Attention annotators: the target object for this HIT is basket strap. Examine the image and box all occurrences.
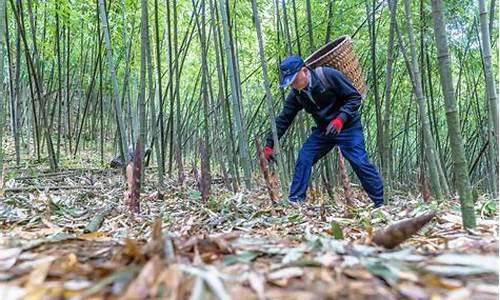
[314,67,336,91]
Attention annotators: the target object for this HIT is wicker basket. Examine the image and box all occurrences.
[305,36,368,99]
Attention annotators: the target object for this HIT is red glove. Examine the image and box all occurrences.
[326,117,344,135]
[264,146,274,162]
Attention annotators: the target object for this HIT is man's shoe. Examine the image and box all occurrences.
[287,198,306,207]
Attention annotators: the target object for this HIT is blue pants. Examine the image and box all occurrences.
[289,120,384,206]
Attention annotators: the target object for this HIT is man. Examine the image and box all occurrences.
[264,55,384,208]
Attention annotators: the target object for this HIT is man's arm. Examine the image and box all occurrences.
[324,68,362,123]
[265,92,303,148]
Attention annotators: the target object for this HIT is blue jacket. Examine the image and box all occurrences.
[266,67,362,148]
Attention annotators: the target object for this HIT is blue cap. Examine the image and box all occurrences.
[279,55,304,88]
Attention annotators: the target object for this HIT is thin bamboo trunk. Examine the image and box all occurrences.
[99,41,104,165]
[420,0,450,196]
[5,5,20,164]
[305,0,314,52]
[281,0,293,55]
[154,0,165,182]
[138,0,149,184]
[120,13,135,146]
[11,0,57,171]
[325,1,334,43]
[210,0,239,190]
[251,0,288,194]
[65,23,72,153]
[366,0,383,168]
[173,0,185,185]
[73,33,102,156]
[399,0,443,199]
[98,0,128,175]
[219,0,252,189]
[55,1,62,161]
[0,0,5,179]
[382,0,397,198]
[193,0,211,173]
[489,0,496,41]
[143,0,161,185]
[430,0,476,228]
[478,0,499,138]
[291,0,302,55]
[166,0,174,176]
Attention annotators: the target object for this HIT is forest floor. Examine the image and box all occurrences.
[0,153,498,299]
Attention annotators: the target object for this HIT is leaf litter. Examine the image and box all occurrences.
[0,165,497,300]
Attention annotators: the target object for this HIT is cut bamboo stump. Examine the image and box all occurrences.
[125,138,141,214]
[198,143,211,202]
[256,141,278,202]
[337,147,354,207]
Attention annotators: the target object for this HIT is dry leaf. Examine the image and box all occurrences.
[445,288,471,300]
[26,260,51,288]
[151,264,183,299]
[0,284,26,300]
[421,274,462,290]
[0,248,22,271]
[122,256,163,299]
[248,272,265,300]
[397,282,429,300]
[267,267,304,281]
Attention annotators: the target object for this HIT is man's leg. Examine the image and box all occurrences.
[289,129,335,202]
[335,122,384,207]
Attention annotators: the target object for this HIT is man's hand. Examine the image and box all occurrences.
[326,117,344,135]
[264,146,275,163]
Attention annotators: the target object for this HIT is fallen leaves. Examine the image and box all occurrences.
[397,282,429,300]
[0,248,22,271]
[432,253,498,273]
[0,166,497,299]
[121,255,163,299]
[267,266,304,283]
[0,283,26,300]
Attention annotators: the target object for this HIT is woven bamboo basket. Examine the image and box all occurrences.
[305,35,368,99]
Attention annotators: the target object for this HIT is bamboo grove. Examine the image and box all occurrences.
[0,0,497,228]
